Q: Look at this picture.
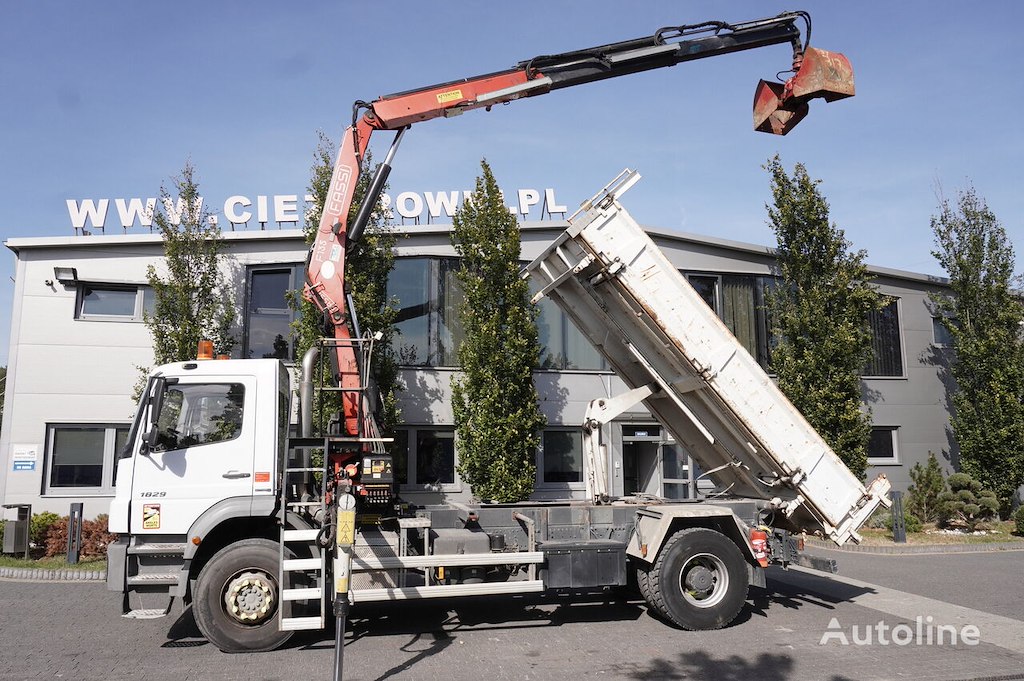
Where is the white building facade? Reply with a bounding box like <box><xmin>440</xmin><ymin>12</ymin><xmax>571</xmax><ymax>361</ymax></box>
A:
<box><xmin>0</xmin><ymin>222</ymin><xmax>954</xmax><ymax>519</ymax></box>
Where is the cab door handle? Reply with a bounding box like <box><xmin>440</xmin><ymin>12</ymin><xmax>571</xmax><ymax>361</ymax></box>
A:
<box><xmin>222</xmin><ymin>470</ymin><xmax>251</xmax><ymax>479</ymax></box>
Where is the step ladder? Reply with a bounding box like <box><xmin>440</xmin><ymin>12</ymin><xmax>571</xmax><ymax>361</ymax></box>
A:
<box><xmin>121</xmin><ymin>538</ymin><xmax>187</xmax><ymax>619</ymax></box>
<box><xmin>276</xmin><ymin>334</ymin><xmax>393</xmax><ymax>632</ymax></box>
<box><xmin>277</xmin><ymin>438</ymin><xmax>329</xmax><ymax>632</ymax></box>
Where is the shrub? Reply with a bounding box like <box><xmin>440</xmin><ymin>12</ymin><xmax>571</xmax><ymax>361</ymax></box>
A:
<box><xmin>906</xmin><ymin>452</ymin><xmax>946</xmax><ymax>523</ymax></box>
<box><xmin>30</xmin><ymin>511</ymin><xmax>61</xmax><ymax>547</ymax></box>
<box><xmin>946</xmin><ymin>473</ymin><xmax>973</xmax><ymax>491</ymax></box>
<box><xmin>44</xmin><ymin>514</ymin><xmax>116</xmax><ymax>559</ymax></box>
<box><xmin>978</xmin><ymin>493</ymin><xmax>1000</xmax><ymax>517</ymax></box>
<box><xmin>1014</xmin><ymin>506</ymin><xmax>1024</xmax><ymax>536</ymax></box>
<box><xmin>865</xmin><ymin>508</ymin><xmax>920</xmax><ymax>535</ymax></box>
<box><xmin>903</xmin><ymin>512</ymin><xmax>923</xmax><ymax>534</ymax></box>
<box><xmin>866</xmin><ymin>509</ymin><xmax>892</xmax><ymax>529</ymax></box>
<box><xmin>0</xmin><ymin>519</ymin><xmax>5</xmax><ymax>548</ymax></box>
<box><xmin>938</xmin><ymin>472</ymin><xmax>999</xmax><ymax>530</ymax></box>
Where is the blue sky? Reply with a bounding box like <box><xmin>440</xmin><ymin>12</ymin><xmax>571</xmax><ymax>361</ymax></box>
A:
<box><xmin>2</xmin><ymin>1</ymin><xmax>1022</xmax><ymax>365</ymax></box>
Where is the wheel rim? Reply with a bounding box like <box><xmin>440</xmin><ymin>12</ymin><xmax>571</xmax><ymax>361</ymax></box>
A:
<box><xmin>677</xmin><ymin>552</ymin><xmax>729</xmax><ymax>608</ymax></box>
<box><xmin>223</xmin><ymin>570</ymin><xmax>277</xmax><ymax>625</ymax></box>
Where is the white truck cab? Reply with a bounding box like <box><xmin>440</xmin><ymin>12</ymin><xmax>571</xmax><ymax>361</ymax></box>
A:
<box><xmin>108</xmin><ymin>359</ymin><xmax>290</xmax><ymax>630</ymax></box>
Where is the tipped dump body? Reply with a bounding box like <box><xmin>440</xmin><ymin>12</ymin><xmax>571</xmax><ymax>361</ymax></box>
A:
<box><xmin>525</xmin><ymin>170</ymin><xmax>890</xmax><ymax>545</ymax></box>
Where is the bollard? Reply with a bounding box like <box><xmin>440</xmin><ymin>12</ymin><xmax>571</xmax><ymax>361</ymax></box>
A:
<box><xmin>66</xmin><ymin>503</ymin><xmax>84</xmax><ymax>565</ymax></box>
<box><xmin>891</xmin><ymin>491</ymin><xmax>907</xmax><ymax>544</ymax></box>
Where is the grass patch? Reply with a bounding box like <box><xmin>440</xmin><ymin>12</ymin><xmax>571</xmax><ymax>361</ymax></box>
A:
<box><xmin>0</xmin><ymin>554</ymin><xmax>106</xmax><ymax>571</ymax></box>
<box><xmin>857</xmin><ymin>520</ymin><xmax>1024</xmax><ymax>546</ymax></box>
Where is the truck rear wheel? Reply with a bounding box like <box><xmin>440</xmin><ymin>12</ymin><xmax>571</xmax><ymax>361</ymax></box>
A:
<box><xmin>193</xmin><ymin>538</ymin><xmax>293</xmax><ymax>653</ymax></box>
<box><xmin>645</xmin><ymin>527</ymin><xmax>748</xmax><ymax>630</ymax></box>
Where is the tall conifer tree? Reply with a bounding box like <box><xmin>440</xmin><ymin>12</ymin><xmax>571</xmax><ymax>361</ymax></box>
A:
<box><xmin>931</xmin><ymin>187</ymin><xmax>1024</xmax><ymax>510</ymax></box>
<box><xmin>765</xmin><ymin>156</ymin><xmax>883</xmax><ymax>480</ymax></box>
<box><xmin>451</xmin><ymin>160</ymin><xmax>546</xmax><ymax>502</ymax></box>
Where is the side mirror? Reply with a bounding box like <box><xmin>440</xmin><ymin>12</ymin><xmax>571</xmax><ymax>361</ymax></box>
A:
<box><xmin>149</xmin><ymin>376</ymin><xmax>167</xmax><ymax>427</ymax></box>
<box><xmin>138</xmin><ymin>376</ymin><xmax>168</xmax><ymax>456</ymax></box>
<box><xmin>140</xmin><ymin>426</ymin><xmax>159</xmax><ymax>456</ymax></box>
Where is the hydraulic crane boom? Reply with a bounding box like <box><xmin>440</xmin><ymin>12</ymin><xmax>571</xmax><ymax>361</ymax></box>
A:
<box><xmin>304</xmin><ymin>10</ymin><xmax>854</xmax><ymax>436</ymax></box>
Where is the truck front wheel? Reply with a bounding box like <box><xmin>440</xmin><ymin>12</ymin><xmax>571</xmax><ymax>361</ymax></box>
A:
<box><xmin>193</xmin><ymin>538</ymin><xmax>293</xmax><ymax>653</ymax></box>
<box><xmin>644</xmin><ymin>527</ymin><xmax>748</xmax><ymax>630</ymax></box>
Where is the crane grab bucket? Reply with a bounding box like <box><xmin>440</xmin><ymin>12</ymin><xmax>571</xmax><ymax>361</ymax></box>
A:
<box><xmin>753</xmin><ymin>46</ymin><xmax>855</xmax><ymax>135</ymax></box>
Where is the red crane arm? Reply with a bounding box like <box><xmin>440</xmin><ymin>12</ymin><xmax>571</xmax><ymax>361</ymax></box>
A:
<box><xmin>304</xmin><ymin>11</ymin><xmax>854</xmax><ymax>435</ymax></box>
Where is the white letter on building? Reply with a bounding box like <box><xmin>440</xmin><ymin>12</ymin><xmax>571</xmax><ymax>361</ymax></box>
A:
<box><xmin>396</xmin><ymin>191</ymin><xmax>423</xmax><ymax>220</ymax></box>
<box><xmin>115</xmin><ymin>198</ymin><xmax>156</xmax><ymax>229</ymax></box>
<box><xmin>257</xmin><ymin>196</ymin><xmax>269</xmax><ymax>224</ymax></box>
<box><xmin>274</xmin><ymin>195</ymin><xmax>299</xmax><ymax>224</ymax></box>
<box><xmin>378</xmin><ymin>193</ymin><xmax>394</xmax><ymax>220</ymax></box>
<box><xmin>425</xmin><ymin>191</ymin><xmax>460</xmax><ymax>219</ymax></box>
<box><xmin>224</xmin><ymin>196</ymin><xmax>252</xmax><ymax>224</ymax></box>
<box><xmin>545</xmin><ymin>188</ymin><xmax>567</xmax><ymax>215</ymax></box>
<box><xmin>66</xmin><ymin>199</ymin><xmax>109</xmax><ymax>230</ymax></box>
<box><xmin>517</xmin><ymin>189</ymin><xmax>540</xmax><ymax>216</ymax></box>
<box><xmin>162</xmin><ymin>196</ymin><xmax>204</xmax><ymax>226</ymax></box>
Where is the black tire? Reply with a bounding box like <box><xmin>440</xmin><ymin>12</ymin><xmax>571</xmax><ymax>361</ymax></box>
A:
<box><xmin>646</xmin><ymin>528</ymin><xmax>748</xmax><ymax>630</ymax></box>
<box><xmin>193</xmin><ymin>538</ymin><xmax>294</xmax><ymax>653</ymax></box>
<box><xmin>636</xmin><ymin>563</ymin><xmax>653</xmax><ymax>603</ymax></box>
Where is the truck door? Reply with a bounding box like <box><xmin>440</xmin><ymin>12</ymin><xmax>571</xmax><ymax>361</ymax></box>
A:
<box><xmin>129</xmin><ymin>376</ymin><xmax>256</xmax><ymax>535</ymax></box>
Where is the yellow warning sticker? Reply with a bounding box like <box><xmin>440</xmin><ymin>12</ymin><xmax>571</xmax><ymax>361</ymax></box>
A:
<box><xmin>436</xmin><ymin>89</ymin><xmax>463</xmax><ymax>104</ymax></box>
<box><xmin>336</xmin><ymin>510</ymin><xmax>356</xmax><ymax>547</ymax></box>
<box><xmin>142</xmin><ymin>504</ymin><xmax>161</xmax><ymax>530</ymax></box>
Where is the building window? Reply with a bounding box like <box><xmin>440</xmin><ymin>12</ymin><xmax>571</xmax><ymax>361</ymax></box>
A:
<box><xmin>533</xmin><ymin>294</ymin><xmax>605</xmax><ymax>371</ymax></box>
<box><xmin>45</xmin><ymin>423</ymin><xmax>130</xmax><ymax>495</ymax></box>
<box><xmin>152</xmin><ymin>383</ymin><xmax>245</xmax><ymax>452</ymax></box>
<box><xmin>244</xmin><ymin>265</ymin><xmax>302</xmax><ymax>360</ymax></box>
<box><xmin>684</xmin><ymin>273</ymin><xmax>776</xmax><ymax>370</ymax></box>
<box><xmin>932</xmin><ymin>317</ymin><xmax>954</xmax><ymax>346</ymax></box>
<box><xmin>867</xmin><ymin>426</ymin><xmax>899</xmax><ymax>465</ymax></box>
<box><xmin>865</xmin><ymin>299</ymin><xmax>904</xmax><ymax>377</ymax></box>
<box><xmin>389</xmin><ymin>258</ymin><xmax>465</xmax><ymax>367</ymax></box>
<box><xmin>538</xmin><ymin>429</ymin><xmax>584</xmax><ymax>485</ymax></box>
<box><xmin>392</xmin><ymin>427</ymin><xmax>457</xmax><ymax>489</ymax></box>
<box><xmin>76</xmin><ymin>284</ymin><xmax>153</xmax><ymax>321</ymax></box>
<box><xmin>438</xmin><ymin>259</ymin><xmax>464</xmax><ymax>367</ymax></box>
<box><xmin>389</xmin><ymin>257</ymin><xmax>605</xmax><ymax>371</ymax></box>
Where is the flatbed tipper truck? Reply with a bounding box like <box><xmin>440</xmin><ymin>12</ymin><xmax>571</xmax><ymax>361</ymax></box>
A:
<box><xmin>106</xmin><ymin>10</ymin><xmax>883</xmax><ymax>663</ymax></box>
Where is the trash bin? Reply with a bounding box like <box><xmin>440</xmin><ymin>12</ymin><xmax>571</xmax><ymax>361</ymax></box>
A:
<box><xmin>2</xmin><ymin>504</ymin><xmax>32</xmax><ymax>559</ymax></box>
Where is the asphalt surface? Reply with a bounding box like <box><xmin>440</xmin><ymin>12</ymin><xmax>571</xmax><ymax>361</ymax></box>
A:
<box><xmin>1</xmin><ymin>549</ymin><xmax>1022</xmax><ymax>681</ymax></box>
<box><xmin>809</xmin><ymin>545</ymin><xmax>1024</xmax><ymax>621</ymax></box>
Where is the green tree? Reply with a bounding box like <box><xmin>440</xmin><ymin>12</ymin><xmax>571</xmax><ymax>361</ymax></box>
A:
<box><xmin>450</xmin><ymin>159</ymin><xmax>546</xmax><ymax>502</ymax></box>
<box><xmin>293</xmin><ymin>132</ymin><xmax>400</xmax><ymax>437</ymax></box>
<box><xmin>144</xmin><ymin>162</ymin><xmax>235</xmax><ymax>366</ymax></box>
<box><xmin>930</xmin><ymin>187</ymin><xmax>1024</xmax><ymax>512</ymax></box>
<box><xmin>937</xmin><ymin>472</ymin><xmax>999</xmax><ymax>530</ymax></box>
<box><xmin>905</xmin><ymin>452</ymin><xmax>947</xmax><ymax>523</ymax></box>
<box><xmin>765</xmin><ymin>156</ymin><xmax>884</xmax><ymax>480</ymax></box>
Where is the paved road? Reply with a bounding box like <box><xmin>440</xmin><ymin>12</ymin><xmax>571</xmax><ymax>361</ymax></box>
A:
<box><xmin>1</xmin><ymin>551</ymin><xmax>1023</xmax><ymax>681</ymax></box>
<box><xmin>809</xmin><ymin>546</ymin><xmax>1024</xmax><ymax>621</ymax></box>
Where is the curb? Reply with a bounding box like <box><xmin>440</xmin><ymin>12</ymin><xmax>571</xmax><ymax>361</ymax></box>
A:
<box><xmin>0</xmin><ymin>566</ymin><xmax>107</xmax><ymax>582</ymax></box>
<box><xmin>806</xmin><ymin>539</ymin><xmax>1024</xmax><ymax>555</ymax></box>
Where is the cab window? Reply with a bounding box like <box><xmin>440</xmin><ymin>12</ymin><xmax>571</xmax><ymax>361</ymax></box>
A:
<box><xmin>153</xmin><ymin>383</ymin><xmax>245</xmax><ymax>451</ymax></box>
